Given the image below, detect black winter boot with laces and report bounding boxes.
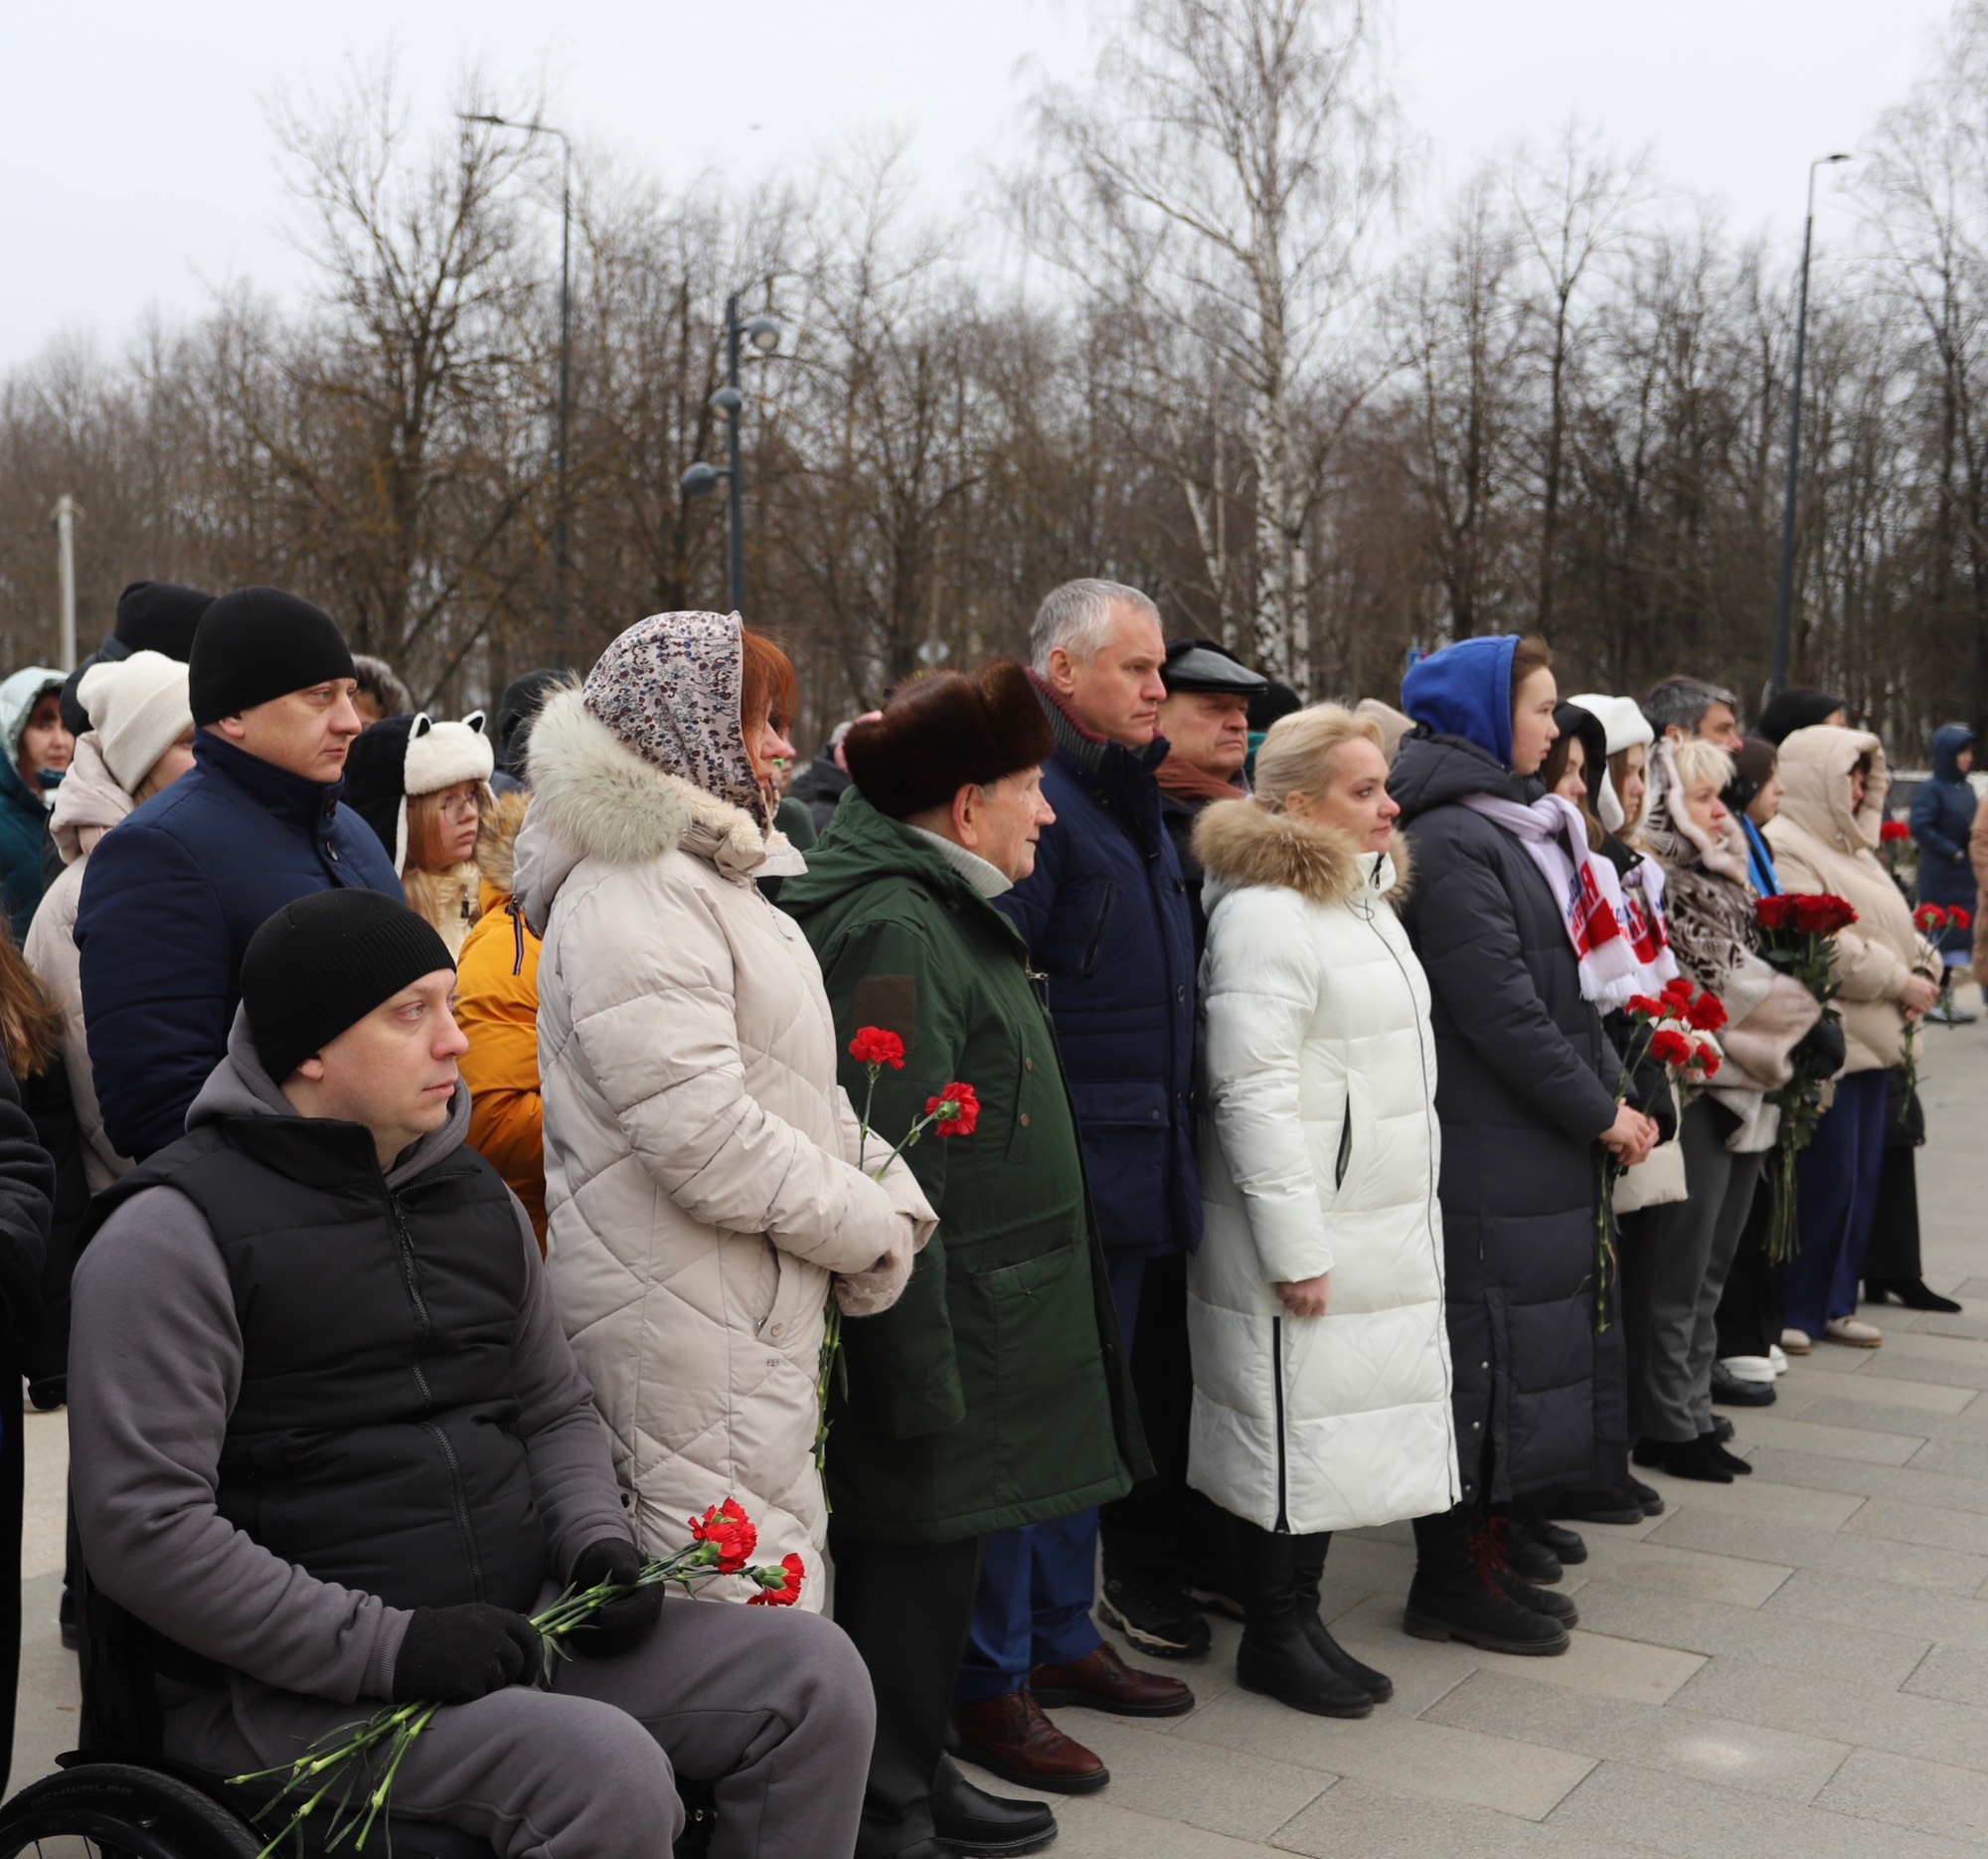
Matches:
[1404,1507,1570,1656]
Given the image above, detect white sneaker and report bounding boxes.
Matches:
[1824,1316,1883,1348]
[1720,1354,1777,1385]
[1780,1327,1813,1356]
[1768,1345,1789,1376]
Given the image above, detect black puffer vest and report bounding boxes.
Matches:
[83,1114,547,1619]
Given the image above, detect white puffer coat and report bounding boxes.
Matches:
[1188,799,1460,1535]
[518,682,935,1607]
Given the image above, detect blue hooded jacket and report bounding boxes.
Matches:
[76,730,404,1160]
[1401,636,1519,766]
[1911,723,1978,918]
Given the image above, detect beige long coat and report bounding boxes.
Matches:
[1767,727,1936,1075]
[24,734,137,1191]
[518,687,934,1607]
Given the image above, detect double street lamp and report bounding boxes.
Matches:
[1769,151,1853,700]
[683,293,781,615]
[462,111,575,670]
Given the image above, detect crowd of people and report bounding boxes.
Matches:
[0,573,1966,1858]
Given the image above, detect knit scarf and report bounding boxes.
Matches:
[1460,791,1649,1006]
[1157,755,1245,805]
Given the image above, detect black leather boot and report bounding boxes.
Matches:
[1292,1532,1393,1703]
[1405,1507,1570,1656]
[1235,1522,1372,1718]
[929,1755,1057,1857]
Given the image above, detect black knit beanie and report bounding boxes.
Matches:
[189,587,356,727]
[241,889,455,1084]
[115,581,215,661]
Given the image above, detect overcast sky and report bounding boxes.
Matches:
[1,0,1957,371]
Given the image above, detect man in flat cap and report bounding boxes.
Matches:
[1154,640,1269,954]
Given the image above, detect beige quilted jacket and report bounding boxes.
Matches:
[517,687,934,1608]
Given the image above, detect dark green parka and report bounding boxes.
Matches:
[779,789,1146,1543]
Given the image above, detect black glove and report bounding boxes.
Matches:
[393,1603,542,1704]
[566,1536,662,1660]
[1793,1015,1847,1077]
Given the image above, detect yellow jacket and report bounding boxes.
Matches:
[457,794,547,1247]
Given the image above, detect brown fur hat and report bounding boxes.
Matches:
[845,660,1055,821]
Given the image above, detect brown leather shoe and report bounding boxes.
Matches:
[1030,1641,1196,1717]
[952,1689,1109,1795]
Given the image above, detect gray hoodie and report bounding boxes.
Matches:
[68,1010,632,1705]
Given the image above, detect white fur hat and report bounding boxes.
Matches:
[405,711,494,797]
[78,650,194,793]
[1569,693,1656,833]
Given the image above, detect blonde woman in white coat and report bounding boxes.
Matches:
[1190,705,1459,1719]
[518,611,936,1610]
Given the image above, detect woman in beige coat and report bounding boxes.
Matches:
[1766,726,1938,1352]
[23,651,195,1191]
[518,611,935,1608]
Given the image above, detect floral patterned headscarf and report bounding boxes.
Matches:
[581,609,767,828]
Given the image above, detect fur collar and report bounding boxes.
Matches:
[1193,795,1409,908]
[523,685,769,879]
[474,789,531,896]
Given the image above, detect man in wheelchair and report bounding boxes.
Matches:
[67,889,874,1858]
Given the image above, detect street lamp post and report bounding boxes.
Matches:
[683,293,781,614]
[1769,152,1852,700]
[462,112,574,670]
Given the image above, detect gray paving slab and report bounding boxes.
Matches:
[1842,1494,1988,1555]
[1674,1652,1988,1773]
[1569,1534,1794,1608]
[1649,1500,1988,1594]
[1548,1756,1988,1859]
[1269,1774,1654,1859]
[1906,1644,1988,1706]
[1812,1745,1988,1844]
[1421,1668,1850,1802]
[1761,1564,1988,1650]
[1743,1440,1988,1516]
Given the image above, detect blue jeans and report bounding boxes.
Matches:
[953,1254,1149,1700]
[1784,1069,1889,1335]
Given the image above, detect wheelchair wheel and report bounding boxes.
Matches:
[0,1762,264,1858]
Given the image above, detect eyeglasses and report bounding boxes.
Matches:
[437,792,484,822]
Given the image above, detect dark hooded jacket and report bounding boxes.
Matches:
[1392,637,1619,1508]
[792,747,853,834]
[75,732,404,1161]
[779,788,1144,1540]
[1911,725,1977,932]
[995,680,1201,1263]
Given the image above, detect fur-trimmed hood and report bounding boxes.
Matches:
[514,683,792,935]
[1193,794,1409,910]
[1777,724,1887,856]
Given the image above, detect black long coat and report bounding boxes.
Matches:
[1389,731,1620,1508]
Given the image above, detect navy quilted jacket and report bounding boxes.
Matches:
[76,732,403,1160]
[996,683,1201,1262]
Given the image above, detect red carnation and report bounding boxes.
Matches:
[1649,1028,1693,1070]
[689,1497,758,1574]
[747,1553,806,1607]
[849,1027,907,1071]
[1915,904,1950,934]
[1625,994,1666,1021]
[926,1083,981,1137]
[1881,819,1912,843]
[1756,896,1797,931]
[1692,1046,1723,1079]
[1685,991,1729,1033]
[1661,977,1696,1007]
[1955,908,1974,932]
[1791,894,1858,936]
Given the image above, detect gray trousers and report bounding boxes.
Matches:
[1636,1098,1762,1444]
[163,1598,875,1859]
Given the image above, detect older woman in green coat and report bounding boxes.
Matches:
[780,661,1152,1859]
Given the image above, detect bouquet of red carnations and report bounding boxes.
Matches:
[1755,894,1858,1260]
[1592,978,1728,1328]
[815,1029,981,1473]
[233,1500,800,1857]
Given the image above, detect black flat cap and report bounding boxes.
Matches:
[1162,638,1269,697]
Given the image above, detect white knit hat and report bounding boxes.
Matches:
[78,650,194,793]
[1568,693,1656,833]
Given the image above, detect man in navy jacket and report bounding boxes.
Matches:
[951,580,1199,1798]
[76,588,403,1161]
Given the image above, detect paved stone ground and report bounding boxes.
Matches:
[12,1003,1988,1853]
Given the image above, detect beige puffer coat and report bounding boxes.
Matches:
[1767,727,1936,1075]
[518,679,935,1608]
[24,734,136,1191]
